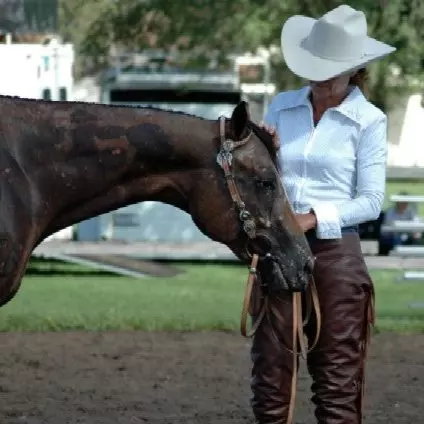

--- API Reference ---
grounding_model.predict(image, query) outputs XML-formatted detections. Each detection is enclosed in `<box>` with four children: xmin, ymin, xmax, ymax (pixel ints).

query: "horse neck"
<box><xmin>17</xmin><ymin>100</ymin><xmax>216</xmax><ymax>238</ymax></box>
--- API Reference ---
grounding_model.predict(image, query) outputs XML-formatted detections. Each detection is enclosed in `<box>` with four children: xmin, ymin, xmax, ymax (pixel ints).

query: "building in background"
<box><xmin>0</xmin><ymin>0</ymin><xmax>75</xmax><ymax>241</ymax></box>
<box><xmin>76</xmin><ymin>50</ymin><xmax>276</xmax><ymax>243</ymax></box>
<box><xmin>0</xmin><ymin>0</ymin><xmax>72</xmax><ymax>102</ymax></box>
<box><xmin>0</xmin><ymin>38</ymin><xmax>75</xmax><ymax>242</ymax></box>
<box><xmin>0</xmin><ymin>38</ymin><xmax>74</xmax><ymax>101</ymax></box>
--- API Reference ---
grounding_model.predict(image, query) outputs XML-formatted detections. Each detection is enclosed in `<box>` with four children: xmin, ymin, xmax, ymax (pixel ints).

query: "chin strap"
<box><xmin>240</xmin><ymin>253</ymin><xmax>322</xmax><ymax>424</ymax></box>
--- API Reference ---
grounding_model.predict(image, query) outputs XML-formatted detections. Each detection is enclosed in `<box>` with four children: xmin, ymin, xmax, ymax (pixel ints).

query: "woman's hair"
<box><xmin>349</xmin><ymin>68</ymin><xmax>369</xmax><ymax>96</ymax></box>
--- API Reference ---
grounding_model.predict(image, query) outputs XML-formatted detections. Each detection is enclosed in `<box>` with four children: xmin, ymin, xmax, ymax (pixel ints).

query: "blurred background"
<box><xmin>0</xmin><ymin>5</ymin><xmax>423</xmax><ymax>421</ymax></box>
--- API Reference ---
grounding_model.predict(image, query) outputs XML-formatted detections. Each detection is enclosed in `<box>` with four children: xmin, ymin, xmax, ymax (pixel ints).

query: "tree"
<box><xmin>59</xmin><ymin>0</ymin><xmax>424</xmax><ymax>112</ymax></box>
<box><xmin>234</xmin><ymin>0</ymin><xmax>424</xmax><ymax>112</ymax></box>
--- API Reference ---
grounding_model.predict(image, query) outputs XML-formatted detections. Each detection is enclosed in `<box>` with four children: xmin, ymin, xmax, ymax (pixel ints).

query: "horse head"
<box><xmin>189</xmin><ymin>101</ymin><xmax>314</xmax><ymax>292</ymax></box>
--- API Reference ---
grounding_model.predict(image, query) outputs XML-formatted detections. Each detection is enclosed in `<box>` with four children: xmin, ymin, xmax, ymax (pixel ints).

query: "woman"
<box><xmin>250</xmin><ymin>5</ymin><xmax>396</xmax><ymax>424</ymax></box>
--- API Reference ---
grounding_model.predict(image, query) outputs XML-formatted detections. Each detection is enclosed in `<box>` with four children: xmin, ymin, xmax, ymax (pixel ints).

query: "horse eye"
<box><xmin>263</xmin><ymin>180</ymin><xmax>276</xmax><ymax>190</ymax></box>
<box><xmin>256</xmin><ymin>178</ymin><xmax>276</xmax><ymax>190</ymax></box>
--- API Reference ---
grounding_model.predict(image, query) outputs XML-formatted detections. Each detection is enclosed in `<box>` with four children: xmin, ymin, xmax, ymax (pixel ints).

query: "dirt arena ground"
<box><xmin>0</xmin><ymin>331</ymin><xmax>423</xmax><ymax>424</ymax></box>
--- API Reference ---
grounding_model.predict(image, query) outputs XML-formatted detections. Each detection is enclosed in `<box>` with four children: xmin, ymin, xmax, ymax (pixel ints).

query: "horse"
<box><xmin>0</xmin><ymin>95</ymin><xmax>314</xmax><ymax>309</ymax></box>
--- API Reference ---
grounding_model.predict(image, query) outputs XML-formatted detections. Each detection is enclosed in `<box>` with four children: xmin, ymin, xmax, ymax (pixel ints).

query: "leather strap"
<box><xmin>217</xmin><ymin>116</ymin><xmax>256</xmax><ymax>239</ymax></box>
<box><xmin>240</xmin><ymin>254</ymin><xmax>266</xmax><ymax>337</ymax></box>
<box><xmin>240</xmin><ymin>263</ymin><xmax>322</xmax><ymax>424</ymax></box>
<box><xmin>358</xmin><ymin>285</ymin><xmax>375</xmax><ymax>423</ymax></box>
<box><xmin>287</xmin><ymin>292</ymin><xmax>299</xmax><ymax>424</ymax></box>
<box><xmin>218</xmin><ymin>115</ymin><xmax>322</xmax><ymax>424</ymax></box>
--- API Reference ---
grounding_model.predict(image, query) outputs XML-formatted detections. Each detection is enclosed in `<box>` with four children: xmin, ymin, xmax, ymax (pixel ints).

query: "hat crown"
<box><xmin>303</xmin><ymin>5</ymin><xmax>368</xmax><ymax>62</ymax></box>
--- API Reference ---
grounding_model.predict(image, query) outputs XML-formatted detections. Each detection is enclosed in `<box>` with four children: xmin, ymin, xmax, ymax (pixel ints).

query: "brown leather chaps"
<box><xmin>249</xmin><ymin>232</ymin><xmax>375</xmax><ymax>424</ymax></box>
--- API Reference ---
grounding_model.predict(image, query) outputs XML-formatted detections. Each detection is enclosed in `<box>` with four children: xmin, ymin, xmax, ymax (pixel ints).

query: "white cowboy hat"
<box><xmin>280</xmin><ymin>4</ymin><xmax>396</xmax><ymax>82</ymax></box>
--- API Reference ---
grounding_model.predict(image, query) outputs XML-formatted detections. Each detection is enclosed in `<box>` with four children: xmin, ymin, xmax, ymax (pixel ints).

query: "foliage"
<box><xmin>58</xmin><ymin>0</ymin><xmax>424</xmax><ymax>111</ymax></box>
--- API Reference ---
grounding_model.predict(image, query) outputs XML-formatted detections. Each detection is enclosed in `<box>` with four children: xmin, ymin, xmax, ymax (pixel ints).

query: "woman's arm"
<box><xmin>311</xmin><ymin>115</ymin><xmax>388</xmax><ymax>239</ymax></box>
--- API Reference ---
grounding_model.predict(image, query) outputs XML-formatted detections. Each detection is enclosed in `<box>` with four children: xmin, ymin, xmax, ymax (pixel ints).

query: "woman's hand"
<box><xmin>295</xmin><ymin>212</ymin><xmax>317</xmax><ymax>232</ymax></box>
<box><xmin>259</xmin><ymin>122</ymin><xmax>280</xmax><ymax>150</ymax></box>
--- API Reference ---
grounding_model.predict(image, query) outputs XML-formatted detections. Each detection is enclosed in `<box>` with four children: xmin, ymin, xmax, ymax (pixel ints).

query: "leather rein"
<box><xmin>216</xmin><ymin>115</ymin><xmax>322</xmax><ymax>424</ymax></box>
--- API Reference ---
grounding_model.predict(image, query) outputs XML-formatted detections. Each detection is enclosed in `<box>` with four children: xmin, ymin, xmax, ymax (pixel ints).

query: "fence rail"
<box><xmin>386</xmin><ymin>167</ymin><xmax>424</xmax><ymax>180</ymax></box>
<box><xmin>388</xmin><ymin>194</ymin><xmax>424</xmax><ymax>308</ymax></box>
<box><xmin>382</xmin><ymin>220</ymin><xmax>424</xmax><ymax>233</ymax></box>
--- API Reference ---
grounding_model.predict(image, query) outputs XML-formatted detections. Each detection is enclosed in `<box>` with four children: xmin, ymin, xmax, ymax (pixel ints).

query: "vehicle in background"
<box><xmin>76</xmin><ymin>51</ymin><xmax>276</xmax><ymax>243</ymax></box>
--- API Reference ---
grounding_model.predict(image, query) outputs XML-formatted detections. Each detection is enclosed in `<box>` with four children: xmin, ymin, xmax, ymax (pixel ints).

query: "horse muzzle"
<box><xmin>244</xmin><ymin>232</ymin><xmax>314</xmax><ymax>294</ymax></box>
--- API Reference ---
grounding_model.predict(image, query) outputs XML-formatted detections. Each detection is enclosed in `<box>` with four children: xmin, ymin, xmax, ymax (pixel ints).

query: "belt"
<box><xmin>305</xmin><ymin>225</ymin><xmax>358</xmax><ymax>242</ymax></box>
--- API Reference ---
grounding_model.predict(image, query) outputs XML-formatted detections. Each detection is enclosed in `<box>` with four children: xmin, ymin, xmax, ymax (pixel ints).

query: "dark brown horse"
<box><xmin>0</xmin><ymin>95</ymin><xmax>314</xmax><ymax>307</ymax></box>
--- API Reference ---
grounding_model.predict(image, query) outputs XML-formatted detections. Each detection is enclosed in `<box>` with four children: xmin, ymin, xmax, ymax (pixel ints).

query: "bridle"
<box><xmin>215</xmin><ymin>114</ymin><xmax>373</xmax><ymax>422</ymax></box>
<box><xmin>216</xmin><ymin>116</ymin><xmax>257</xmax><ymax>241</ymax></box>
<box><xmin>216</xmin><ymin>116</ymin><xmax>275</xmax><ymax>261</ymax></box>
<box><xmin>215</xmin><ymin>115</ymin><xmax>323</xmax><ymax>424</ymax></box>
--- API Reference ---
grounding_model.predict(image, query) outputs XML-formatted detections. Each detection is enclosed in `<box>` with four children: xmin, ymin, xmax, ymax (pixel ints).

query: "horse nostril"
<box><xmin>247</xmin><ymin>233</ymin><xmax>273</xmax><ymax>257</ymax></box>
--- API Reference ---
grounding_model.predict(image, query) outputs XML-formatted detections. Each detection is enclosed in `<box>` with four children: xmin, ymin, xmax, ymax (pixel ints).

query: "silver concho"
<box><xmin>243</xmin><ymin>219</ymin><xmax>256</xmax><ymax>237</ymax></box>
<box><xmin>222</xmin><ymin>139</ymin><xmax>234</xmax><ymax>152</ymax></box>
<box><xmin>216</xmin><ymin>139</ymin><xmax>234</xmax><ymax>168</ymax></box>
<box><xmin>239</xmin><ymin>209</ymin><xmax>252</xmax><ymax>221</ymax></box>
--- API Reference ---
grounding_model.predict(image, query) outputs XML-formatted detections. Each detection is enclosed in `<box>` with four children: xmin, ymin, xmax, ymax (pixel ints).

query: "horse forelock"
<box><xmin>246</xmin><ymin>120</ymin><xmax>280</xmax><ymax>172</ymax></box>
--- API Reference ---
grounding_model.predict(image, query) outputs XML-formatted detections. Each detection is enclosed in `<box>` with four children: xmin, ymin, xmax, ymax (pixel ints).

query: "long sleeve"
<box><xmin>312</xmin><ymin>115</ymin><xmax>388</xmax><ymax>239</ymax></box>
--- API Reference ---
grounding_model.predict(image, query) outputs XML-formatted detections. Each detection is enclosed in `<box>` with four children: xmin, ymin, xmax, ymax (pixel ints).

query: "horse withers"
<box><xmin>0</xmin><ymin>96</ymin><xmax>313</xmax><ymax>306</ymax></box>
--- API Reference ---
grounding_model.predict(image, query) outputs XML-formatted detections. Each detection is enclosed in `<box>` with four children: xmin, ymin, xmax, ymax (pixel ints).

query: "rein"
<box><xmin>216</xmin><ymin>115</ymin><xmax>322</xmax><ymax>424</ymax></box>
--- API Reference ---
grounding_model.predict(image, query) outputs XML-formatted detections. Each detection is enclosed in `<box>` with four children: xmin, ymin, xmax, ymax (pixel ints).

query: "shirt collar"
<box><xmin>274</xmin><ymin>85</ymin><xmax>366</xmax><ymax>124</ymax></box>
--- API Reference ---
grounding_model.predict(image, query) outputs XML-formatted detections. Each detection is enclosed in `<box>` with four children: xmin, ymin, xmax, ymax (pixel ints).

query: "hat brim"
<box><xmin>281</xmin><ymin>15</ymin><xmax>396</xmax><ymax>82</ymax></box>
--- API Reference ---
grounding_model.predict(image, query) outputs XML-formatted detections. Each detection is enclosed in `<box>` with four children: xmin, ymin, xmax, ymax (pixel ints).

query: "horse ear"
<box><xmin>230</xmin><ymin>101</ymin><xmax>250</xmax><ymax>140</ymax></box>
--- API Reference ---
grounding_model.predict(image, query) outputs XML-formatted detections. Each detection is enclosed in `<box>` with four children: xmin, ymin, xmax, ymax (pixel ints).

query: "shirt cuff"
<box><xmin>310</xmin><ymin>203</ymin><xmax>342</xmax><ymax>239</ymax></box>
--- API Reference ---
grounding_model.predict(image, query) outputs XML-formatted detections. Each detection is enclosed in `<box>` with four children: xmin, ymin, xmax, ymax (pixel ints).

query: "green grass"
<box><xmin>371</xmin><ymin>270</ymin><xmax>424</xmax><ymax>333</ymax></box>
<box><xmin>0</xmin><ymin>178</ymin><xmax>422</xmax><ymax>334</ymax></box>
<box><xmin>0</xmin><ymin>259</ymin><xmax>423</xmax><ymax>333</ymax></box>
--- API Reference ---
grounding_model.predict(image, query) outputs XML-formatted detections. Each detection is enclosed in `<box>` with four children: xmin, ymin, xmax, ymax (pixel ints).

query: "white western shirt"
<box><xmin>264</xmin><ymin>85</ymin><xmax>388</xmax><ymax>239</ymax></box>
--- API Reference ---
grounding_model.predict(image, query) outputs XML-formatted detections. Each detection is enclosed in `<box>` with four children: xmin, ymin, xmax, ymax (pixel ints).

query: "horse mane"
<box><xmin>0</xmin><ymin>94</ymin><xmax>208</xmax><ymax>121</ymax></box>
